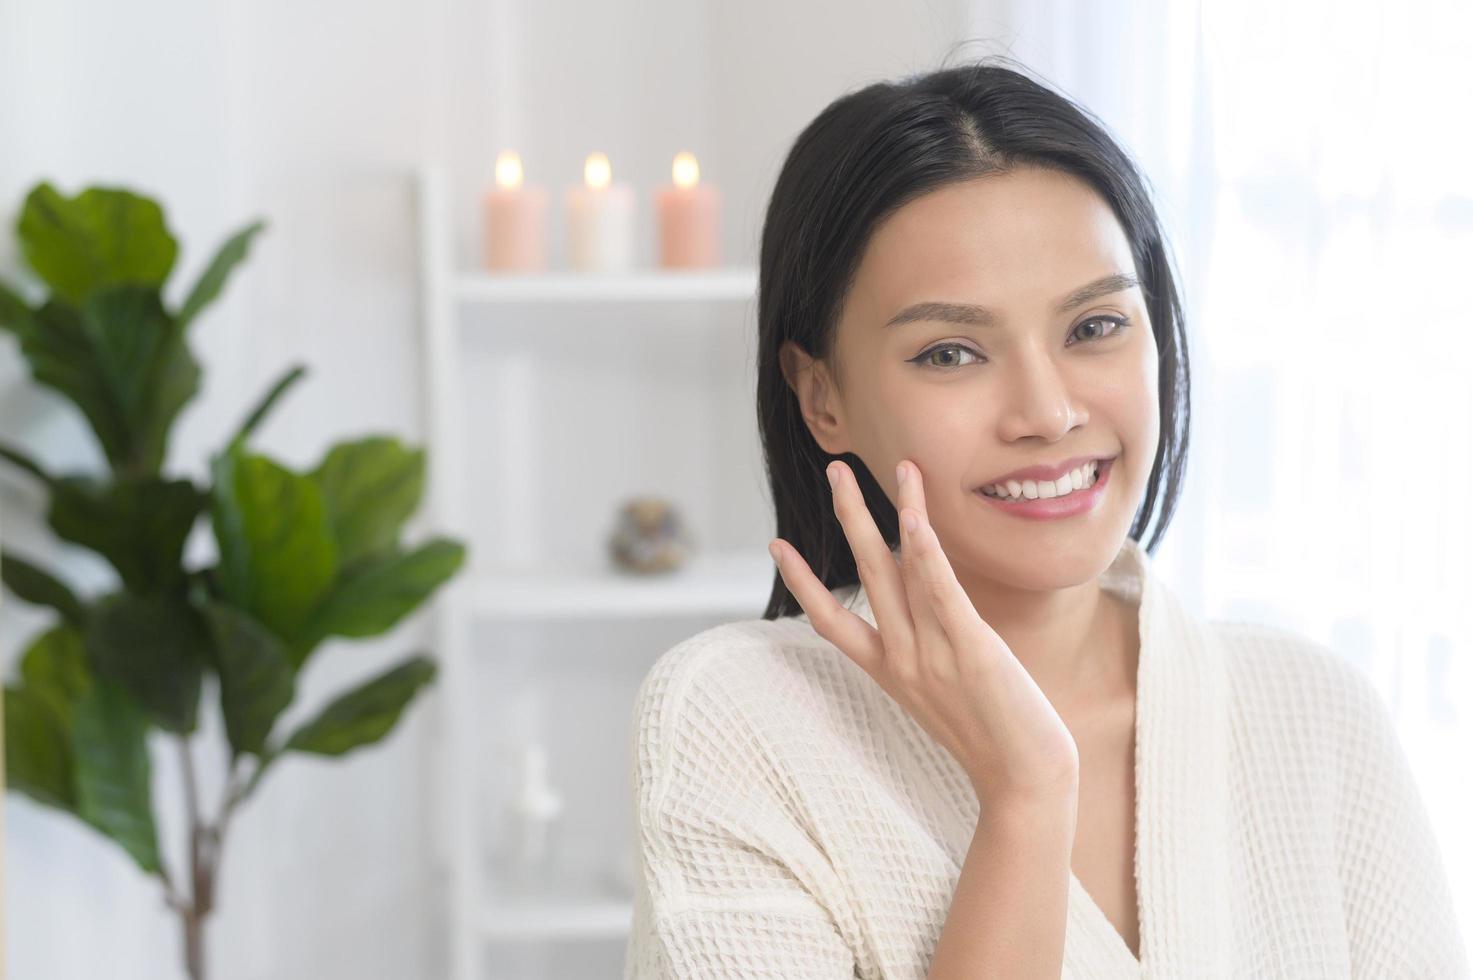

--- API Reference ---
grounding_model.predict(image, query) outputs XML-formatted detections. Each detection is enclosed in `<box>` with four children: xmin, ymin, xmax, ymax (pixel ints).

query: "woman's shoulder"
<box><xmin>1206</xmin><ymin>617</ymin><xmax>1395</xmax><ymax>763</ymax></box>
<box><xmin>1208</xmin><ymin>618</ymin><xmax>1376</xmax><ymax>697</ymax></box>
<box><xmin>631</xmin><ymin>613</ymin><xmax>871</xmax><ymax>757</ymax></box>
<box><xmin>1204</xmin><ymin>622</ymin><xmax>1466</xmax><ymax>974</ymax></box>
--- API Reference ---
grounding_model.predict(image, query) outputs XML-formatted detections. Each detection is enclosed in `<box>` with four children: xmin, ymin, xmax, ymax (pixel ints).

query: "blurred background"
<box><xmin>2</xmin><ymin>0</ymin><xmax>1470</xmax><ymax>977</ymax></box>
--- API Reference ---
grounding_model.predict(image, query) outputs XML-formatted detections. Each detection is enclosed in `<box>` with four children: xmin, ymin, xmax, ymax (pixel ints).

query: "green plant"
<box><xmin>0</xmin><ymin>183</ymin><xmax>467</xmax><ymax>980</ymax></box>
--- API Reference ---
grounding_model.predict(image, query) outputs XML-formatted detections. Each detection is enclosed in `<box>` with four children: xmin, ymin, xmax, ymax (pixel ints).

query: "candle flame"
<box><xmin>584</xmin><ymin>152</ymin><xmax>612</xmax><ymax>190</ymax></box>
<box><xmin>495</xmin><ymin>151</ymin><xmax>524</xmax><ymax>190</ymax></box>
<box><xmin>672</xmin><ymin>151</ymin><xmax>700</xmax><ymax>189</ymax></box>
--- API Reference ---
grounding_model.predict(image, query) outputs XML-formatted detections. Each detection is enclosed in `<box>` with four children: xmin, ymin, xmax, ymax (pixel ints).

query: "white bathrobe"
<box><xmin>623</xmin><ymin>536</ymin><xmax>1469</xmax><ymax>978</ymax></box>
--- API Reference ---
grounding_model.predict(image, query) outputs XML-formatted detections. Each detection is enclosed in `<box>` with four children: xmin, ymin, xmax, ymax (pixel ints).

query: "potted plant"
<box><xmin>0</xmin><ymin>182</ymin><xmax>467</xmax><ymax>980</ymax></box>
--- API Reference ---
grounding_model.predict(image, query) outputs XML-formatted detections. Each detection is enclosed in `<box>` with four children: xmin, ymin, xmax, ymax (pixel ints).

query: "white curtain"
<box><xmin>983</xmin><ymin>0</ymin><xmax>1473</xmax><ymax>941</ymax></box>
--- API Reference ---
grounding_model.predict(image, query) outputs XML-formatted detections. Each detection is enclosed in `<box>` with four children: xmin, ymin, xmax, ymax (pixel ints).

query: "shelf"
<box><xmin>455</xmin><ymin>547</ymin><xmax>776</xmax><ymax>620</ymax></box>
<box><xmin>481</xmin><ymin>896</ymin><xmax>632</xmax><ymax>942</ymax></box>
<box><xmin>414</xmin><ymin>166</ymin><xmax>761</xmax><ymax>979</ymax></box>
<box><xmin>453</xmin><ymin>267</ymin><xmax>757</xmax><ymax>304</ymax></box>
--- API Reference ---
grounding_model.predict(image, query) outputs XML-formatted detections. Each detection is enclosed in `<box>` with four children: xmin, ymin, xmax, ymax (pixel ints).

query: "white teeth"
<box><xmin>983</xmin><ymin>460</ymin><xmax>1101</xmax><ymax>501</ymax></box>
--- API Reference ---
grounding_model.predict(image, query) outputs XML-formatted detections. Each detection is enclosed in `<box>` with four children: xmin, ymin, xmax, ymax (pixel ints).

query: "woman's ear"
<box><xmin>779</xmin><ymin>339</ymin><xmax>850</xmax><ymax>457</ymax></box>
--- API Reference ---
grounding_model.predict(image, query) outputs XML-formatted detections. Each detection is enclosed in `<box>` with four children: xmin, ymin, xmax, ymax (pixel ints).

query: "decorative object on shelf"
<box><xmin>654</xmin><ymin>151</ymin><xmax>721</xmax><ymax>269</ymax></box>
<box><xmin>566</xmin><ymin>151</ymin><xmax>635</xmax><ymax>272</ymax></box>
<box><xmin>482</xmin><ymin>149</ymin><xmax>548</xmax><ymax>272</ymax></box>
<box><xmin>607</xmin><ymin>496</ymin><xmax>696</xmax><ymax>574</ymax></box>
<box><xmin>0</xmin><ymin>182</ymin><xmax>469</xmax><ymax>980</ymax></box>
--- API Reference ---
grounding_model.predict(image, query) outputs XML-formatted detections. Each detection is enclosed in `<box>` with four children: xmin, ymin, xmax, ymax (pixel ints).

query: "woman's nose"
<box><xmin>994</xmin><ymin>354</ymin><xmax>1084</xmax><ymax>441</ymax></box>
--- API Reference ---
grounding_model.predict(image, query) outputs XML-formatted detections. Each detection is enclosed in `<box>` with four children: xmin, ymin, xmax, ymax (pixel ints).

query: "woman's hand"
<box><xmin>769</xmin><ymin>458</ymin><xmax>1080</xmax><ymax>803</ymax></box>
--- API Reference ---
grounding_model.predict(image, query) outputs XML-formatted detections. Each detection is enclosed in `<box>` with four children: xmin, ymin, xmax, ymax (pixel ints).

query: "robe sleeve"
<box><xmin>623</xmin><ymin>645</ymin><xmax>859</xmax><ymax>979</ymax></box>
<box><xmin>1333</xmin><ymin>664</ymin><xmax>1470</xmax><ymax>978</ymax></box>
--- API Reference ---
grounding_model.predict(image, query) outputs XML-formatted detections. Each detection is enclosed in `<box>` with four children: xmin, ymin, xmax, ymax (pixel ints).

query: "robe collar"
<box><xmin>837</xmin><ymin>535</ymin><xmax>1232</xmax><ymax>977</ymax></box>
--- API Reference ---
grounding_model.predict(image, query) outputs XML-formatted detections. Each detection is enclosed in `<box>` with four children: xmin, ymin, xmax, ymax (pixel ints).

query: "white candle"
<box><xmin>565</xmin><ymin>152</ymin><xmax>635</xmax><ymax>272</ymax></box>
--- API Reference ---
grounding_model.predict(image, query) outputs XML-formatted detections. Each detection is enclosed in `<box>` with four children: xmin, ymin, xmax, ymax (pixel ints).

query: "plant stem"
<box><xmin>177</xmin><ymin>737</ymin><xmax>210</xmax><ymax>980</ymax></box>
<box><xmin>183</xmin><ymin>905</ymin><xmax>205</xmax><ymax>980</ymax></box>
<box><xmin>180</xmin><ymin>737</ymin><xmax>201</xmax><ymax>833</ymax></box>
<box><xmin>168</xmin><ymin>740</ymin><xmax>274</xmax><ymax>980</ymax></box>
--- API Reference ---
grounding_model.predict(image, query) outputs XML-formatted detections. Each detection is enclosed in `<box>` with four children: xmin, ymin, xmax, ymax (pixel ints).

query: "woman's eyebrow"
<box><xmin>883</xmin><ymin>272</ymin><xmax>1141</xmax><ymax>329</ymax></box>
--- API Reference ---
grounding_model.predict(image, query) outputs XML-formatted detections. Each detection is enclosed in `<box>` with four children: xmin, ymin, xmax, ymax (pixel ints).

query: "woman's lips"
<box><xmin>974</xmin><ymin>456</ymin><xmax>1114</xmax><ymax>520</ymax></box>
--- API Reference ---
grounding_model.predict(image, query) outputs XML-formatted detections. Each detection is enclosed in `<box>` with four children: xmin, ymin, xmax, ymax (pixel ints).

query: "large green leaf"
<box><xmin>72</xmin><ymin>676</ymin><xmax>161</xmax><ymax>874</ymax></box>
<box><xmin>19</xmin><ymin>625</ymin><xmax>93</xmax><ymax>732</ymax></box>
<box><xmin>203</xmin><ymin>601</ymin><xmax>295</xmax><ymax>758</ymax></box>
<box><xmin>78</xmin><ymin>285</ymin><xmax>200</xmax><ymax>474</ymax></box>
<box><xmin>177</xmin><ymin>219</ymin><xmax>266</xmax><ymax>329</ymax></box>
<box><xmin>0</xmin><ymin>549</ymin><xmax>86</xmax><ymax>626</ymax></box>
<box><xmin>309</xmin><ymin>437</ymin><xmax>426</xmax><ymax>572</ymax></box>
<box><xmin>20</xmin><ymin>299</ymin><xmax>132</xmax><ymax>463</ymax></box>
<box><xmin>3</xmin><ymin>686</ymin><xmax>77</xmax><ymax>812</ymax></box>
<box><xmin>17</xmin><ymin>183</ymin><xmax>177</xmax><ymax>306</ymax></box>
<box><xmin>84</xmin><ymin>591</ymin><xmax>206</xmax><ymax>734</ymax></box>
<box><xmin>293</xmin><ymin>538</ymin><xmax>465</xmax><ymax>666</ymax></box>
<box><xmin>49</xmin><ymin>475</ymin><xmax>204</xmax><ymax>593</ymax></box>
<box><xmin>210</xmin><ymin>446</ymin><xmax>337</xmax><ymax>644</ymax></box>
<box><xmin>283</xmin><ymin>655</ymin><xmax>436</xmax><ymax>757</ymax></box>
<box><xmin>16</xmin><ymin>287</ymin><xmax>199</xmax><ymax>475</ymax></box>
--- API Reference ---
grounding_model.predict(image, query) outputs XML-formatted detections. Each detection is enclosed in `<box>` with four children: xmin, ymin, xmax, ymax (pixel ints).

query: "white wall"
<box><xmin>0</xmin><ymin>1</ymin><xmax>987</xmax><ymax>977</ymax></box>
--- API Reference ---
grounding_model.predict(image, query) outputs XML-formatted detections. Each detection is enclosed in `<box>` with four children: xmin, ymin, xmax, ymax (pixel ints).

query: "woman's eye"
<box><xmin>1071</xmin><ymin>314</ymin><xmax>1132</xmax><ymax>344</ymax></box>
<box><xmin>915</xmin><ymin>344</ymin><xmax>982</xmax><ymax>369</ymax></box>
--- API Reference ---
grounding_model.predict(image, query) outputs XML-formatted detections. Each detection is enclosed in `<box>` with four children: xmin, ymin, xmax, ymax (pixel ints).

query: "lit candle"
<box><xmin>655</xmin><ymin>151</ymin><xmax>721</xmax><ymax>269</ymax></box>
<box><xmin>565</xmin><ymin>152</ymin><xmax>635</xmax><ymax>272</ymax></box>
<box><xmin>482</xmin><ymin>151</ymin><xmax>549</xmax><ymax>272</ymax></box>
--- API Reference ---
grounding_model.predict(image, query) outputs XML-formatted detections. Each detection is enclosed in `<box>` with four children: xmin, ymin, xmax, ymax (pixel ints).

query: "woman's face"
<box><xmin>783</xmin><ymin>165</ymin><xmax>1160</xmax><ymax>590</ymax></box>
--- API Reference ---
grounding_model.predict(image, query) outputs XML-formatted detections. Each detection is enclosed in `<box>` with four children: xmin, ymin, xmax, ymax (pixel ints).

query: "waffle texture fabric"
<box><xmin>623</xmin><ymin>536</ymin><xmax>1469</xmax><ymax>978</ymax></box>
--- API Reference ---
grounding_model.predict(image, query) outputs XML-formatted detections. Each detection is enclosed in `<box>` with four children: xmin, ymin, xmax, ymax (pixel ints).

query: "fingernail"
<box><xmin>902</xmin><ymin>510</ymin><xmax>919</xmax><ymax>533</ymax></box>
<box><xmin>768</xmin><ymin>541</ymin><xmax>782</xmax><ymax>566</ymax></box>
<box><xmin>826</xmin><ymin>463</ymin><xmax>838</xmax><ymax>489</ymax></box>
<box><xmin>896</xmin><ymin>462</ymin><xmax>907</xmax><ymax>485</ymax></box>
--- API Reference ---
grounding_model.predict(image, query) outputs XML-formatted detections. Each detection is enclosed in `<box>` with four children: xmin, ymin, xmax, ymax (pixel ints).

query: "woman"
<box><xmin>624</xmin><ymin>57</ymin><xmax>1467</xmax><ymax>978</ymax></box>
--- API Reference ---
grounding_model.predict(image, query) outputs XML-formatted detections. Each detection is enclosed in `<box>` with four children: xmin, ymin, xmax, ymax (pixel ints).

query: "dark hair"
<box><xmin>757</xmin><ymin>54</ymin><xmax>1192</xmax><ymax>620</ymax></box>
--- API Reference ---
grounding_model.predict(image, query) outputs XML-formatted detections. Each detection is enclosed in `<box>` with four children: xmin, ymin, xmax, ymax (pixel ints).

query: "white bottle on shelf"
<box><xmin>496</xmin><ymin>741</ymin><xmax>565</xmax><ymax>897</ymax></box>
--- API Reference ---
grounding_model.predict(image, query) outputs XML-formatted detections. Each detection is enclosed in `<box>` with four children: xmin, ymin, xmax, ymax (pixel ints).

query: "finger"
<box><xmin>895</xmin><ymin>461</ymin><xmax>953</xmax><ymax>670</ymax></box>
<box><xmin>828</xmin><ymin>459</ymin><xmax>916</xmax><ymax>667</ymax></box>
<box><xmin>889</xmin><ymin>462</ymin><xmax>983</xmax><ymax>660</ymax></box>
<box><xmin>769</xmin><ymin>536</ymin><xmax>885</xmax><ymax>677</ymax></box>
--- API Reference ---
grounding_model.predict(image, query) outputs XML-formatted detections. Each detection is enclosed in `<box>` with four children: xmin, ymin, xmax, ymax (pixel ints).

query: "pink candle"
<box><xmin>483</xmin><ymin>151</ymin><xmax>548</xmax><ymax>272</ymax></box>
<box><xmin>654</xmin><ymin>151</ymin><xmax>721</xmax><ymax>269</ymax></box>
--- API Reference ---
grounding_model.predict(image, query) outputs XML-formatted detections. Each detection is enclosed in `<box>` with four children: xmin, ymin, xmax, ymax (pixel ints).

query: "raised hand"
<box><xmin>769</xmin><ymin>458</ymin><xmax>1080</xmax><ymax>802</ymax></box>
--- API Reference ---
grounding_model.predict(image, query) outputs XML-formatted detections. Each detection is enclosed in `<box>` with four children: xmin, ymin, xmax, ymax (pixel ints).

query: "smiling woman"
<box><xmin>768</xmin><ymin>146</ymin><xmax>1178</xmax><ymax>617</ymax></box>
<box><xmin>623</xmin><ymin>54</ymin><xmax>1468</xmax><ymax>980</ymax></box>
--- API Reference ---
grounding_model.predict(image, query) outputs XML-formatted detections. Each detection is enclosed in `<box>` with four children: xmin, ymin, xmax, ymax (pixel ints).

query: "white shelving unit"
<box><xmin>412</xmin><ymin>165</ymin><xmax>765</xmax><ymax>980</ymax></box>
